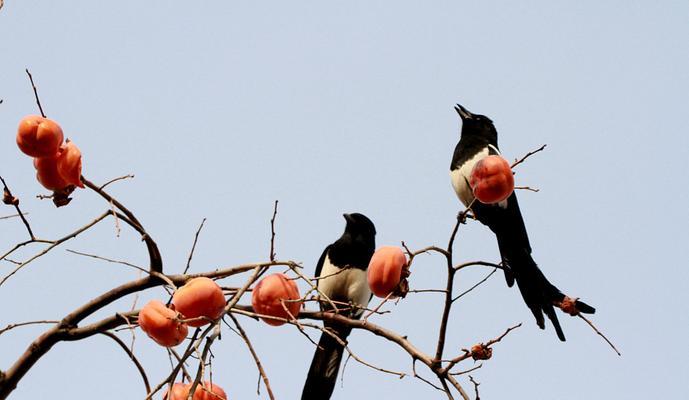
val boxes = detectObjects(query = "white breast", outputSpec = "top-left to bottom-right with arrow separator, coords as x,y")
317,255 -> 371,310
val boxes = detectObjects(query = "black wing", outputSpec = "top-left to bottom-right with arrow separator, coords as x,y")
472,192 -> 566,340
472,192 -> 532,255
314,244 -> 331,279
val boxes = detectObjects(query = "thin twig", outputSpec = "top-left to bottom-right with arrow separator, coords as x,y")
169,349 -> 193,382
578,314 -> 621,356
413,370 -> 446,392
65,249 -> 148,274
0,320 -> 59,336
408,289 -> 448,294
183,218 -> 207,275
234,306 -> 433,366
0,213 -> 28,221
110,201 -> 121,237
82,177 -> 163,273
269,200 -> 278,262
363,292 -> 394,321
100,331 -> 151,394
117,311 -> 138,353
450,364 -> 482,376
188,325 -> 221,399
228,314 -> 275,400
99,174 -> 135,190
343,343 -> 407,379
514,186 -> 540,192
452,268 -> 498,302
280,301 -> 319,348
454,261 -> 504,271
1,176 -> 35,240
404,244 -> 451,259
434,215 -> 464,364
446,374 -> 471,400
468,376 -> 480,400
0,211 -> 112,288
511,144 -> 546,169
25,68 -> 46,117
287,263 -> 339,312
442,323 -> 522,374
438,377 -> 456,400
147,328 -> 206,400
484,323 -> 522,347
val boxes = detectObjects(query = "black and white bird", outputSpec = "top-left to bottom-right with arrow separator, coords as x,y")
301,213 -> 376,400
450,104 -> 595,341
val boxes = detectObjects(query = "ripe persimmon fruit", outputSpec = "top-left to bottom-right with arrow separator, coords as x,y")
251,273 -> 301,326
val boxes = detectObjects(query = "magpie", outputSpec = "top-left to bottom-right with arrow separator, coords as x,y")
301,213 -> 376,400
450,104 -> 595,341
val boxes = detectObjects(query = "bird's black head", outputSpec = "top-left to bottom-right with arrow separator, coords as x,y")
342,212 -> 376,247
454,104 -> 498,142
326,213 -> 377,270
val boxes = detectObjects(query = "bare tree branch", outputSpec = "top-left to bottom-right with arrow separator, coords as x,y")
468,375 -> 480,400
577,314 -> 621,356
98,174 -> 135,190
510,144 -> 547,169
25,68 -> 46,118
0,213 -> 28,221
269,200 -> 278,262
66,248 -> 148,274
0,320 -> 59,336
82,177 -> 163,273
434,215 -> 464,365
188,325 -> 221,399
183,218 -> 207,275
452,268 -> 498,302
1,176 -> 35,240
514,185 -> 539,193
99,331 -> 151,394
228,314 -> 275,400
0,210 -> 112,288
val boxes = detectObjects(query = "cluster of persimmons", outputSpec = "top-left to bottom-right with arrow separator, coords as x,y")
138,277 -> 228,399
14,114 -> 515,399
16,115 -> 83,191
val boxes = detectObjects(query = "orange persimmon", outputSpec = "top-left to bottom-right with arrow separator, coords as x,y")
16,115 -> 64,158
162,383 -> 190,400
172,277 -> 226,327
138,300 -> 188,347
251,273 -> 301,326
469,155 -> 514,204
56,141 -> 84,188
163,381 -> 228,400
368,246 -> 408,298
34,153 -> 69,191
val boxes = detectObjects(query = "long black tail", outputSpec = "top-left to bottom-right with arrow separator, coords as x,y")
508,248 -> 568,341
473,193 -> 595,341
301,325 -> 352,400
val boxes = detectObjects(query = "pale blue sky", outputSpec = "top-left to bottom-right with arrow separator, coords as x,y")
1,2 -> 688,399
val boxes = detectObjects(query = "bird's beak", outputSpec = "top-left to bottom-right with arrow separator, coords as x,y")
454,104 -> 473,120
343,213 -> 354,224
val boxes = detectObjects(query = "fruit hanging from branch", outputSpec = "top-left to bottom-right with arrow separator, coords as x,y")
469,155 -> 515,204
163,381 -> 228,400
56,141 -> 84,188
138,300 -> 189,347
252,273 -> 302,326
16,115 -> 64,158
368,246 -> 409,298
172,277 -> 227,327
